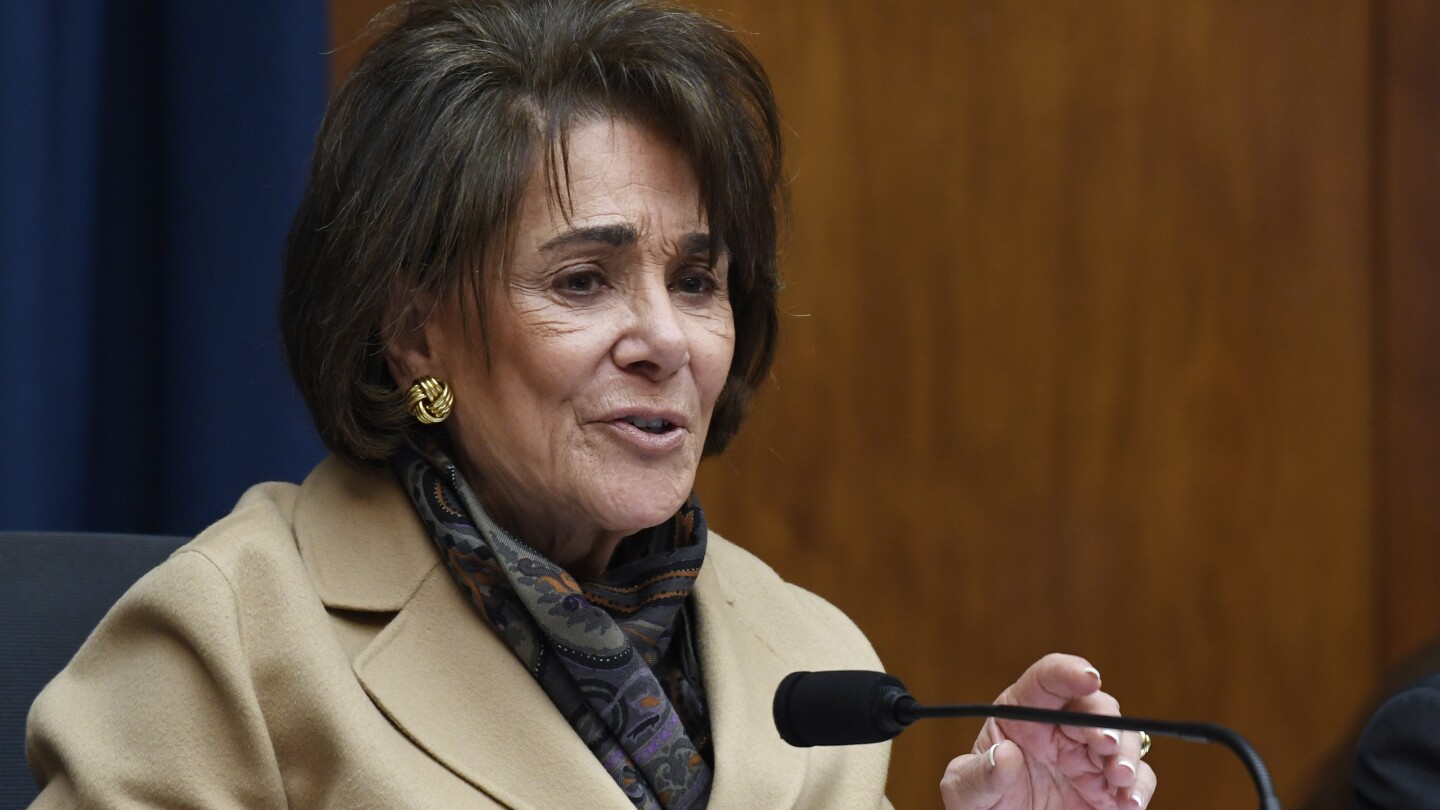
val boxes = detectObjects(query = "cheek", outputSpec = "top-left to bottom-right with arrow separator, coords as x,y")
534,332 -> 619,399
692,313 -> 736,410
495,313 -> 617,404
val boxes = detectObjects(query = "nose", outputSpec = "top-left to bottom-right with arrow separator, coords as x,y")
612,277 -> 689,381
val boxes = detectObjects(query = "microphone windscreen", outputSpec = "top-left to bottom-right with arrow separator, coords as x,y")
773,670 -> 911,747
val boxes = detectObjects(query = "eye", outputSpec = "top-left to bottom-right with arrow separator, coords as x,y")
669,266 -> 719,297
557,267 -> 605,297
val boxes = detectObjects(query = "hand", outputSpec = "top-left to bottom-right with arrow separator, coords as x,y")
938,653 -> 1157,809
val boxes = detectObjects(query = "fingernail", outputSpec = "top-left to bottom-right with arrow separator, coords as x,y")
1128,790 -> 1145,808
1117,758 -> 1136,777
1101,729 -> 1120,745
985,742 -> 1000,771
1083,665 -> 1102,683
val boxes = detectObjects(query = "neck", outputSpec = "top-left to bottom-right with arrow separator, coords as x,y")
529,527 -> 625,579
462,460 -> 626,579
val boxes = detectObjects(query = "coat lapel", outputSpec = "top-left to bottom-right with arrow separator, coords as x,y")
693,541 -> 808,809
295,459 -> 630,809
354,564 -> 631,810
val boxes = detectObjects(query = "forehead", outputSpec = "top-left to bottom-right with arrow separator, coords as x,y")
520,116 -> 706,239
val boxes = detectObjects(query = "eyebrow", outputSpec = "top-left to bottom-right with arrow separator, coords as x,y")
677,232 -> 714,258
539,224 -> 637,252
538,224 -> 716,258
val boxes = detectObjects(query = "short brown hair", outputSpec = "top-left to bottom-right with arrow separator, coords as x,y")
280,0 -> 783,464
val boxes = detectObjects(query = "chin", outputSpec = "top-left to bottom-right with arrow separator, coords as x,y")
593,469 -> 696,534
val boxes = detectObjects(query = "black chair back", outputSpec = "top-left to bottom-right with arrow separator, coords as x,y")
0,532 -> 188,808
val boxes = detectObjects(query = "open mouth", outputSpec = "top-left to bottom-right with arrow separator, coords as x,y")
620,415 -> 677,434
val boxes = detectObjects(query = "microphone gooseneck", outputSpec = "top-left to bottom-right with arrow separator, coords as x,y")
773,670 -> 1282,810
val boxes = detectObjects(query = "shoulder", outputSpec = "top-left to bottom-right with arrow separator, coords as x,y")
1353,672 -> 1440,808
46,476 -> 314,679
27,489 -> 299,806
173,455 -> 427,607
179,479 -> 303,574
127,477 -> 319,634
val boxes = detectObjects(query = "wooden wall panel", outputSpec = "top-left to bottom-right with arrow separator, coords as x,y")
331,1 -> 389,86
327,2 -> 1411,807
684,3 -> 1375,806
1376,0 -> 1440,674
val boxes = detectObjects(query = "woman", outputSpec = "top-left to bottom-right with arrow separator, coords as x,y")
27,1 -> 1156,807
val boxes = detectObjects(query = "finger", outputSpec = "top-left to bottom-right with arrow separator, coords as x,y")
1116,760 -> 1158,808
1060,693 -> 1140,789
997,652 -> 1103,711
1079,726 -> 1139,788
1068,688 -> 1121,717
939,741 -> 1024,810
1059,717 -> 1134,784
1104,729 -> 1144,788
1090,726 -> 1123,755
1068,725 -> 1122,777
1055,689 -> 1122,747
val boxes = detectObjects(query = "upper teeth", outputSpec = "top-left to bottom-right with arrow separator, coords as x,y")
624,416 -> 669,432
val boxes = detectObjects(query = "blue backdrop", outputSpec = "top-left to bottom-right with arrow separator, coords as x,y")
1,2 -> 329,535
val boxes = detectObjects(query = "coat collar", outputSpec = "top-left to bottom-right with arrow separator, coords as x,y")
293,456 -> 438,611
292,457 -> 807,809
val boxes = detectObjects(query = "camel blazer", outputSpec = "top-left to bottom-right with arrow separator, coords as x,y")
27,458 -> 892,809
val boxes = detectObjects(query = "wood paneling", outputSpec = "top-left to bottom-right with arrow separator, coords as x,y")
325,2 -> 1434,807
685,3 -> 1373,806
1376,0 -> 1440,674
330,0 -> 391,88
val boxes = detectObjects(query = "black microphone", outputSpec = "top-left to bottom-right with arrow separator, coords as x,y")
773,670 -> 1281,810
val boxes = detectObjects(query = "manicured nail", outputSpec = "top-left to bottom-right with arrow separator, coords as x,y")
1117,758 -> 1136,778
1083,665 -> 1102,683
1101,729 -> 1120,746
1128,790 -> 1145,808
985,742 -> 1000,771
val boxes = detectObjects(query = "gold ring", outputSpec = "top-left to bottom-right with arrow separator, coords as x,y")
1138,731 -> 1151,759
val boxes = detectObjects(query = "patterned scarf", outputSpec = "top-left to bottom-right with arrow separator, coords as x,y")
394,433 -> 714,809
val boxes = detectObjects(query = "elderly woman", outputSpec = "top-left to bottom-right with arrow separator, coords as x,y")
27,1 -> 1156,808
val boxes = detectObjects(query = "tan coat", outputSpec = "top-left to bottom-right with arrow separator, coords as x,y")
27,458 -> 892,809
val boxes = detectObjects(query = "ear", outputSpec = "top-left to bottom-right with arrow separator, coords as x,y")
383,294 -> 449,388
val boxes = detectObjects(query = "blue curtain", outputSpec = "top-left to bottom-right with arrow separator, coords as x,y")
1,1 -> 329,535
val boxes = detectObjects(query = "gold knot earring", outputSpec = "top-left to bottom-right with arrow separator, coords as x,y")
406,376 -> 454,424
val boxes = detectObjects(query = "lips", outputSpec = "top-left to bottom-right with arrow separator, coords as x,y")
620,415 -> 676,434
596,408 -> 690,453
599,407 -> 688,432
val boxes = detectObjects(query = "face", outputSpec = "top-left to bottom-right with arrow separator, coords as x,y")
389,117 -> 735,574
